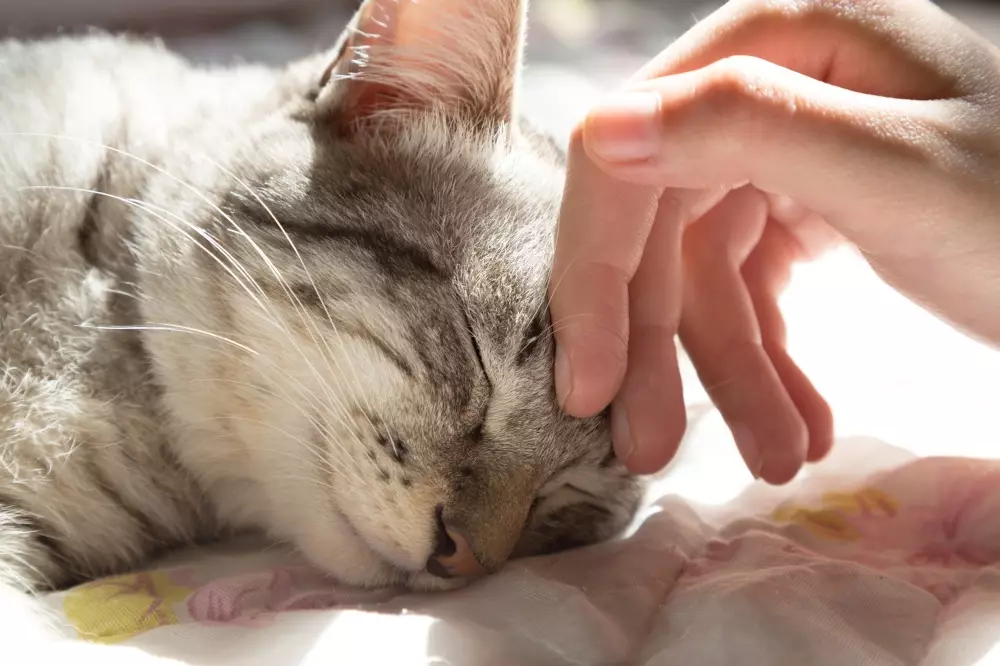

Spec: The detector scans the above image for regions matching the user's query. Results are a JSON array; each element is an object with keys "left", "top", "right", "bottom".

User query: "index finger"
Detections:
[
  {"left": 628, "top": 0, "right": 965, "bottom": 100},
  {"left": 549, "top": 125, "right": 660, "bottom": 418}
]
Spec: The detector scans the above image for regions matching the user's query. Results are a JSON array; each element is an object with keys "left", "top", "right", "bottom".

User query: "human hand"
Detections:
[{"left": 549, "top": 0, "right": 1000, "bottom": 482}]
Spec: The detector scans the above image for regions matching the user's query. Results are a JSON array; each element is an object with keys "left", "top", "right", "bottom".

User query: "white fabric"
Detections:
[{"left": 30, "top": 250, "right": 1000, "bottom": 665}]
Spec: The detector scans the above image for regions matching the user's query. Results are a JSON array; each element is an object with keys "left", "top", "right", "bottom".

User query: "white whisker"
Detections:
[
  {"left": 83, "top": 323, "right": 259, "bottom": 356},
  {"left": 16, "top": 180, "right": 365, "bottom": 457},
  {"left": 211, "top": 161, "right": 385, "bottom": 441},
  {"left": 7, "top": 134, "right": 363, "bottom": 444}
]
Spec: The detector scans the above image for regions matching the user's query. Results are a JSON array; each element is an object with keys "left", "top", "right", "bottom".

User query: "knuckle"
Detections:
[
  {"left": 732, "top": 184, "right": 770, "bottom": 216},
  {"left": 684, "top": 187, "right": 768, "bottom": 265},
  {"left": 702, "top": 56, "right": 783, "bottom": 111},
  {"left": 695, "top": 56, "right": 800, "bottom": 142},
  {"left": 934, "top": 100, "right": 995, "bottom": 171}
]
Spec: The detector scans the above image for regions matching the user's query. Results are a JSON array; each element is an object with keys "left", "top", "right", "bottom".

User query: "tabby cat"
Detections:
[{"left": 0, "top": 0, "right": 642, "bottom": 652}]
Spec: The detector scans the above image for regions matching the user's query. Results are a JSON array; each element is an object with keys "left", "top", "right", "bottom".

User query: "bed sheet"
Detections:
[{"left": 31, "top": 436, "right": 1000, "bottom": 666}]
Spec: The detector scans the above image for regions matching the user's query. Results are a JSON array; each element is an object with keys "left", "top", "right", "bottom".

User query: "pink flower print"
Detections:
[{"left": 186, "top": 566, "right": 398, "bottom": 627}]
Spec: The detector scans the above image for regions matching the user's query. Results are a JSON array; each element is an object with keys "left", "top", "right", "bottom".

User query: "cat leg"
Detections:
[{"left": 0, "top": 502, "right": 69, "bottom": 645}]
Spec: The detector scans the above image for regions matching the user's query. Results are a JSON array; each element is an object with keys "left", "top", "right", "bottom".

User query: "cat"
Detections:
[{"left": 0, "top": 0, "right": 643, "bottom": 653}]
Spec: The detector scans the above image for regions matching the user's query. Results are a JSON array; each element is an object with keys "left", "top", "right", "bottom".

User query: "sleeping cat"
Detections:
[{"left": 0, "top": 0, "right": 642, "bottom": 647}]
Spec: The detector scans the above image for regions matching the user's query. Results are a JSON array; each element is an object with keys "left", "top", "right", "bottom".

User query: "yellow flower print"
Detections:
[
  {"left": 819, "top": 488, "right": 898, "bottom": 517},
  {"left": 772, "top": 486, "right": 899, "bottom": 542},
  {"left": 64, "top": 570, "right": 194, "bottom": 644}
]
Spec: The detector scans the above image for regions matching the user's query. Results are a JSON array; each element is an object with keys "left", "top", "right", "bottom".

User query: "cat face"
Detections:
[{"left": 173, "top": 0, "right": 642, "bottom": 590}]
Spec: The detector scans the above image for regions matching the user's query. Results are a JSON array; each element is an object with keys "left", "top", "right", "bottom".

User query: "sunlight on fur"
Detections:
[{"left": 0, "top": 0, "right": 644, "bottom": 658}]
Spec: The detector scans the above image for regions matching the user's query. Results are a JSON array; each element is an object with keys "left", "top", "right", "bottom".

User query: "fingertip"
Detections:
[
  {"left": 759, "top": 456, "right": 804, "bottom": 485},
  {"left": 582, "top": 90, "right": 664, "bottom": 165},
  {"left": 554, "top": 343, "right": 574, "bottom": 410},
  {"left": 554, "top": 333, "right": 627, "bottom": 418},
  {"left": 764, "top": 344, "right": 836, "bottom": 464},
  {"left": 621, "top": 410, "right": 686, "bottom": 476},
  {"left": 625, "top": 395, "right": 687, "bottom": 474},
  {"left": 611, "top": 401, "right": 635, "bottom": 462},
  {"left": 805, "top": 397, "right": 835, "bottom": 463},
  {"left": 614, "top": 331, "right": 687, "bottom": 475},
  {"left": 757, "top": 414, "right": 810, "bottom": 485}
]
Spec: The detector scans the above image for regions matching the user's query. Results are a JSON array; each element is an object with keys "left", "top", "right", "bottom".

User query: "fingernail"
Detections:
[
  {"left": 555, "top": 344, "right": 573, "bottom": 409},
  {"left": 731, "top": 423, "right": 763, "bottom": 480},
  {"left": 586, "top": 91, "right": 662, "bottom": 163},
  {"left": 611, "top": 402, "right": 635, "bottom": 462}
]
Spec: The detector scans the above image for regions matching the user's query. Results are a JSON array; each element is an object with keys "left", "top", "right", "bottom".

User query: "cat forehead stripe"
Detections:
[{"left": 239, "top": 204, "right": 447, "bottom": 280}]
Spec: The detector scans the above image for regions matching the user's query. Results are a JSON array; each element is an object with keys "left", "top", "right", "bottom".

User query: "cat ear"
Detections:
[{"left": 319, "top": 0, "right": 528, "bottom": 135}]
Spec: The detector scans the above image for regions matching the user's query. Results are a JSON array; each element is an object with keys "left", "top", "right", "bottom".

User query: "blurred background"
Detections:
[{"left": 1, "top": 0, "right": 998, "bottom": 141}]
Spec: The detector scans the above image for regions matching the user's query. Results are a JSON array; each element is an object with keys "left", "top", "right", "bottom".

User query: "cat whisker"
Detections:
[
  {"left": 8, "top": 134, "right": 362, "bottom": 445},
  {"left": 0, "top": 243, "right": 41, "bottom": 259},
  {"left": 82, "top": 323, "right": 259, "bottom": 357},
  {"left": 268, "top": 474, "right": 340, "bottom": 495},
  {"left": 184, "top": 376, "right": 363, "bottom": 456},
  {"left": 214, "top": 166, "right": 382, "bottom": 448},
  {"left": 163, "top": 331, "right": 353, "bottom": 443},
  {"left": 15, "top": 133, "right": 370, "bottom": 459},
  {"left": 185, "top": 415, "right": 349, "bottom": 479},
  {"left": 152, "top": 304, "right": 363, "bottom": 450},
  {"left": 16, "top": 186, "right": 279, "bottom": 333},
  {"left": 120, "top": 273, "right": 338, "bottom": 424},
  {"left": 17, "top": 182, "right": 364, "bottom": 456},
  {"left": 526, "top": 246, "right": 594, "bottom": 352},
  {"left": 531, "top": 312, "right": 600, "bottom": 350}
]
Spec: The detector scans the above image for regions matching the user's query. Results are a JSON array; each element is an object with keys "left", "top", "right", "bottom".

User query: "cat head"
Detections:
[{"left": 173, "top": 0, "right": 643, "bottom": 589}]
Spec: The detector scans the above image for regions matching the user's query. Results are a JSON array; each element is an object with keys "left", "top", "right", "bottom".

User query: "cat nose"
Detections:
[{"left": 425, "top": 506, "right": 486, "bottom": 579}]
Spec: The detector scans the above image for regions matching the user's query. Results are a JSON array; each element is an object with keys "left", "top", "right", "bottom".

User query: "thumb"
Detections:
[{"left": 581, "top": 55, "right": 952, "bottom": 250}]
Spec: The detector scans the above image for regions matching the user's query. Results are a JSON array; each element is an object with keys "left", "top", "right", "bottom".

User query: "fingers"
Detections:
[
  {"left": 630, "top": 0, "right": 970, "bottom": 100},
  {"left": 765, "top": 192, "right": 845, "bottom": 261},
  {"left": 581, "top": 55, "right": 946, "bottom": 252},
  {"left": 610, "top": 186, "right": 728, "bottom": 473},
  {"left": 548, "top": 127, "right": 661, "bottom": 418},
  {"left": 679, "top": 187, "right": 808, "bottom": 483},
  {"left": 551, "top": 0, "right": 992, "bottom": 479},
  {"left": 608, "top": 190, "right": 686, "bottom": 474},
  {"left": 742, "top": 220, "right": 835, "bottom": 464}
]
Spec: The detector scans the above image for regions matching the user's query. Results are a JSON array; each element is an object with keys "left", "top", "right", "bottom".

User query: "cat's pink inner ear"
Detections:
[{"left": 323, "top": 0, "right": 527, "bottom": 133}]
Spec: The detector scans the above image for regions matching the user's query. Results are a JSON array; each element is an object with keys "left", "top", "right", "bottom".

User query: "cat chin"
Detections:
[
  {"left": 297, "top": 537, "right": 467, "bottom": 593},
  {"left": 290, "top": 516, "right": 471, "bottom": 593},
  {"left": 281, "top": 508, "right": 420, "bottom": 592}
]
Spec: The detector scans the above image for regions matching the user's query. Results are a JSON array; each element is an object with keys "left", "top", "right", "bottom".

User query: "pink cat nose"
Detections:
[{"left": 426, "top": 507, "right": 486, "bottom": 579}]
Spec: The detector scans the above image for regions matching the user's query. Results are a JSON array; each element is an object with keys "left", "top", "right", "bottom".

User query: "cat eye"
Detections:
[
  {"left": 564, "top": 484, "right": 602, "bottom": 501},
  {"left": 469, "top": 331, "right": 488, "bottom": 381},
  {"left": 467, "top": 423, "right": 485, "bottom": 444},
  {"left": 516, "top": 314, "right": 547, "bottom": 366},
  {"left": 598, "top": 446, "right": 617, "bottom": 468},
  {"left": 462, "top": 311, "right": 491, "bottom": 392}
]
